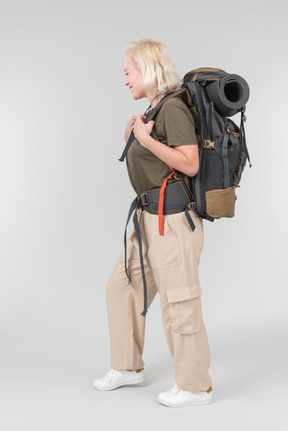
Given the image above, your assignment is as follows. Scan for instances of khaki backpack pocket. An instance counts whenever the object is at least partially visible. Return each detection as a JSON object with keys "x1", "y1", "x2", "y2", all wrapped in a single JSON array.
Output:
[
  {"x1": 205, "y1": 186, "x2": 236, "y2": 219},
  {"x1": 166, "y1": 284, "x2": 203, "y2": 334}
]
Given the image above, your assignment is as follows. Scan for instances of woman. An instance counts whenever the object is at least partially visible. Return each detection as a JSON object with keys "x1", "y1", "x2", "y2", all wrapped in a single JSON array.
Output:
[{"x1": 93, "y1": 39, "x2": 213, "y2": 408}]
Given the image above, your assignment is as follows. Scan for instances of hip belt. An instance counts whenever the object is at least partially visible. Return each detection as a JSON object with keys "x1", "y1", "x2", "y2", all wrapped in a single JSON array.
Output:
[
  {"x1": 140, "y1": 179, "x2": 196, "y2": 215},
  {"x1": 124, "y1": 178, "x2": 197, "y2": 317}
]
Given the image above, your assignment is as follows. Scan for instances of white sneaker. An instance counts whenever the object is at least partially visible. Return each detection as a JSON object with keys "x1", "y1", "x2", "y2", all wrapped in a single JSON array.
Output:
[
  {"x1": 158, "y1": 384, "x2": 213, "y2": 408},
  {"x1": 93, "y1": 369, "x2": 145, "y2": 391}
]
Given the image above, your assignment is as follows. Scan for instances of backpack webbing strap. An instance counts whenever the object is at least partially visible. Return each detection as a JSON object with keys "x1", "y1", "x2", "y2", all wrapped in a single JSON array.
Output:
[
  {"x1": 240, "y1": 110, "x2": 252, "y2": 168},
  {"x1": 119, "y1": 89, "x2": 187, "y2": 162},
  {"x1": 124, "y1": 197, "x2": 138, "y2": 282},
  {"x1": 207, "y1": 101, "x2": 213, "y2": 138},
  {"x1": 194, "y1": 82, "x2": 210, "y2": 140},
  {"x1": 123, "y1": 197, "x2": 148, "y2": 316},
  {"x1": 213, "y1": 132, "x2": 230, "y2": 189},
  {"x1": 158, "y1": 167, "x2": 177, "y2": 235},
  {"x1": 176, "y1": 174, "x2": 194, "y2": 201},
  {"x1": 222, "y1": 132, "x2": 230, "y2": 188},
  {"x1": 119, "y1": 126, "x2": 159, "y2": 163},
  {"x1": 118, "y1": 104, "x2": 157, "y2": 162},
  {"x1": 185, "y1": 206, "x2": 196, "y2": 232},
  {"x1": 175, "y1": 175, "x2": 196, "y2": 231},
  {"x1": 199, "y1": 148, "x2": 208, "y2": 213},
  {"x1": 132, "y1": 209, "x2": 148, "y2": 316},
  {"x1": 119, "y1": 131, "x2": 135, "y2": 162}
]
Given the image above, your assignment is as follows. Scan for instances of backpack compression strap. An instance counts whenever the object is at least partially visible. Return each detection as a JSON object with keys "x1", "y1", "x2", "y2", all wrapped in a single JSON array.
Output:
[
  {"x1": 158, "y1": 166, "x2": 178, "y2": 235},
  {"x1": 158, "y1": 168, "x2": 197, "y2": 236},
  {"x1": 124, "y1": 197, "x2": 148, "y2": 316}
]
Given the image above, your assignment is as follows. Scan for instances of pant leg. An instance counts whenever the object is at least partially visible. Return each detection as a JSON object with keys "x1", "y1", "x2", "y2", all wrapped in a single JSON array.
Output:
[
  {"x1": 142, "y1": 209, "x2": 213, "y2": 391},
  {"x1": 106, "y1": 227, "x2": 157, "y2": 371}
]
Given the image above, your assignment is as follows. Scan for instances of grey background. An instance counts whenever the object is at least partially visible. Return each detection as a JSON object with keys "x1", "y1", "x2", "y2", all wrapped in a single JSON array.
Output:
[{"x1": 0, "y1": 0, "x2": 287, "y2": 430}]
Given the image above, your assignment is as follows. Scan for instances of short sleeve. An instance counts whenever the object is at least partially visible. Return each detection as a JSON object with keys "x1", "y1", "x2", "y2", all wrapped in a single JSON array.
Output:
[{"x1": 160, "y1": 98, "x2": 197, "y2": 147}]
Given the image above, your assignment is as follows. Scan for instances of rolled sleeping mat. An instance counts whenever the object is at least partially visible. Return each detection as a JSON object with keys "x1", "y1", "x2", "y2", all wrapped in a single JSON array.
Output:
[{"x1": 205, "y1": 74, "x2": 250, "y2": 117}]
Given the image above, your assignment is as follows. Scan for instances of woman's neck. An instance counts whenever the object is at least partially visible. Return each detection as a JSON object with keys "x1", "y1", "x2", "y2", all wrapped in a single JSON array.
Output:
[{"x1": 149, "y1": 93, "x2": 165, "y2": 109}]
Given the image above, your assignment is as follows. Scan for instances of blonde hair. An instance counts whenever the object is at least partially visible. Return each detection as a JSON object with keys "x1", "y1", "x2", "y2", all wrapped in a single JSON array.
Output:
[{"x1": 124, "y1": 39, "x2": 181, "y2": 97}]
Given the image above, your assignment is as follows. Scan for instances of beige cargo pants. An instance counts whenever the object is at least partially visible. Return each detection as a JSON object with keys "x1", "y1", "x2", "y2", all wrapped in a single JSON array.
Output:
[{"x1": 106, "y1": 208, "x2": 212, "y2": 391}]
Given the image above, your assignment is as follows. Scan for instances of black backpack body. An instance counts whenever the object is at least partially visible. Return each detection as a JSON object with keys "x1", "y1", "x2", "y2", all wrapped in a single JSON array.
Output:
[
  {"x1": 180, "y1": 67, "x2": 251, "y2": 221},
  {"x1": 120, "y1": 67, "x2": 251, "y2": 222}
]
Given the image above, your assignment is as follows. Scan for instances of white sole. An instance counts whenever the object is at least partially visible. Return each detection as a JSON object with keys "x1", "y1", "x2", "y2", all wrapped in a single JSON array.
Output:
[
  {"x1": 93, "y1": 375, "x2": 145, "y2": 391},
  {"x1": 158, "y1": 396, "x2": 213, "y2": 408}
]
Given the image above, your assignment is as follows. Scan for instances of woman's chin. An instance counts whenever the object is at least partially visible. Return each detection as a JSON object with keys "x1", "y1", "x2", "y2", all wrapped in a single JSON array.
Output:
[{"x1": 132, "y1": 93, "x2": 145, "y2": 101}]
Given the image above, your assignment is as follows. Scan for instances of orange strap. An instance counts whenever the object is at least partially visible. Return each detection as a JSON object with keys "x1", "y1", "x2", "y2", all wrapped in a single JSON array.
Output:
[{"x1": 158, "y1": 166, "x2": 178, "y2": 235}]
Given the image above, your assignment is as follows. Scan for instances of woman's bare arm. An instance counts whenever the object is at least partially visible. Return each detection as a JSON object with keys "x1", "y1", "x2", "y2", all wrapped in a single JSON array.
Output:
[{"x1": 133, "y1": 115, "x2": 199, "y2": 177}]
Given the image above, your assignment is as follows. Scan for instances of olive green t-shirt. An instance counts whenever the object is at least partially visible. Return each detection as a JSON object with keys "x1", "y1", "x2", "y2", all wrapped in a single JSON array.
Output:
[{"x1": 126, "y1": 97, "x2": 197, "y2": 196}]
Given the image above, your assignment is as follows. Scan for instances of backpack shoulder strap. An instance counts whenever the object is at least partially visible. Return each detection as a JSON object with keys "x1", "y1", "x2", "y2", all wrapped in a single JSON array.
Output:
[{"x1": 119, "y1": 88, "x2": 191, "y2": 162}]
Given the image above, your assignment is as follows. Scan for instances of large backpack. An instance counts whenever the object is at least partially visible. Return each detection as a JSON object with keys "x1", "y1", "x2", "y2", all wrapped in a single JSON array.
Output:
[
  {"x1": 119, "y1": 67, "x2": 251, "y2": 223},
  {"x1": 180, "y1": 67, "x2": 251, "y2": 221}
]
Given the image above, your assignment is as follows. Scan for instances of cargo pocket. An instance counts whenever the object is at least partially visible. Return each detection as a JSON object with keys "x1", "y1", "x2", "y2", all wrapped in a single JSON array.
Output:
[
  {"x1": 166, "y1": 284, "x2": 203, "y2": 334},
  {"x1": 205, "y1": 186, "x2": 236, "y2": 219}
]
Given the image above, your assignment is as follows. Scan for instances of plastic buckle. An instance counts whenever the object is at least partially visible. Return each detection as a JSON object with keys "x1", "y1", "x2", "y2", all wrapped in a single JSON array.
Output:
[
  {"x1": 202, "y1": 139, "x2": 215, "y2": 149},
  {"x1": 227, "y1": 125, "x2": 239, "y2": 137},
  {"x1": 188, "y1": 202, "x2": 196, "y2": 210},
  {"x1": 141, "y1": 193, "x2": 149, "y2": 206}
]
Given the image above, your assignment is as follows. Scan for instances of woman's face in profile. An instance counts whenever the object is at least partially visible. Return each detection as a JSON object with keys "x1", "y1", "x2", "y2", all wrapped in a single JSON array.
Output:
[{"x1": 124, "y1": 56, "x2": 146, "y2": 101}]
